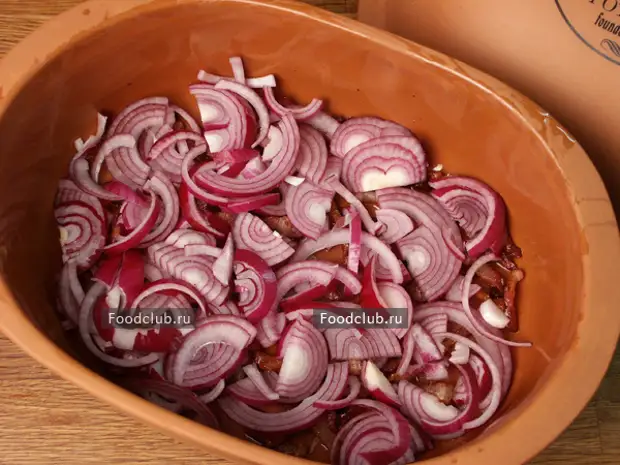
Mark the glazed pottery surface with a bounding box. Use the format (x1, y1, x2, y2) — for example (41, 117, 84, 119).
(0, 1, 618, 465)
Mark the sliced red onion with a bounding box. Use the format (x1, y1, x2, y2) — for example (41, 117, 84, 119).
(292, 229, 403, 284)
(166, 228, 216, 248)
(55, 201, 106, 269)
(395, 328, 415, 377)
(445, 275, 481, 302)
(180, 149, 231, 206)
(212, 234, 234, 285)
(320, 157, 343, 187)
(324, 175, 382, 234)
(224, 193, 280, 214)
(69, 157, 122, 202)
(348, 210, 362, 276)
(104, 192, 161, 255)
(93, 134, 151, 189)
(217, 362, 348, 433)
(325, 328, 402, 360)
(430, 176, 507, 258)
(376, 208, 414, 244)
(260, 125, 284, 163)
(342, 136, 427, 192)
(232, 213, 294, 266)
(410, 323, 443, 364)
(305, 111, 340, 139)
(228, 56, 246, 83)
(450, 342, 471, 365)
(420, 314, 449, 339)
(479, 298, 510, 329)
(243, 364, 279, 401)
(414, 301, 509, 399)
(130, 278, 209, 321)
(454, 354, 492, 406)
(227, 376, 275, 407)
(147, 131, 205, 183)
(79, 282, 159, 367)
(376, 188, 461, 243)
(263, 87, 323, 120)
(276, 319, 328, 399)
(462, 253, 531, 347)
(195, 113, 300, 196)
(343, 399, 411, 465)
(255, 310, 286, 348)
(330, 117, 412, 158)
(189, 85, 254, 151)
(284, 180, 333, 240)
(55, 179, 105, 221)
(140, 171, 180, 247)
(198, 379, 226, 404)
(360, 255, 387, 310)
(155, 249, 227, 306)
(178, 180, 227, 238)
(171, 316, 256, 386)
(377, 282, 413, 339)
(74, 112, 108, 151)
(173, 341, 246, 389)
(396, 226, 461, 301)
(362, 360, 400, 407)
(108, 97, 168, 135)
(214, 80, 269, 148)
(295, 125, 328, 183)
(58, 261, 83, 324)
(313, 376, 361, 410)
(435, 333, 502, 431)
(233, 249, 277, 323)
(422, 362, 450, 381)
(168, 104, 201, 133)
(276, 260, 345, 302)
(238, 157, 266, 180)
(280, 284, 332, 312)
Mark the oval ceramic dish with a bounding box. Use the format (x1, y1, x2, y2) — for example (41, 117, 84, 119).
(0, 1, 618, 464)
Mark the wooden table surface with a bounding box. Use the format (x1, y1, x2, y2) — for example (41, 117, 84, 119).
(0, 0, 618, 464)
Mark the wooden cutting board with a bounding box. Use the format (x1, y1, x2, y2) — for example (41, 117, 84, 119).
(0, 1, 618, 464)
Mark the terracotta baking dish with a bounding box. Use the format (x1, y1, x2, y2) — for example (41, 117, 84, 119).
(0, 1, 618, 464)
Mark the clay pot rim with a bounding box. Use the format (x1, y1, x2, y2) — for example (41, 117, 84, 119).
(0, 1, 617, 464)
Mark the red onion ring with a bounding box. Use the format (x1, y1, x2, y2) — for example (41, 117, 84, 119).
(263, 87, 323, 120)
(214, 80, 269, 148)
(313, 376, 361, 410)
(292, 229, 403, 284)
(284, 180, 333, 239)
(217, 362, 348, 433)
(342, 136, 427, 192)
(243, 364, 280, 401)
(232, 212, 294, 266)
(55, 201, 106, 268)
(462, 253, 531, 347)
(276, 319, 328, 399)
(194, 113, 300, 197)
(362, 360, 400, 407)
(396, 226, 462, 301)
(55, 179, 105, 221)
(330, 116, 412, 158)
(233, 249, 277, 323)
(430, 176, 507, 258)
(295, 125, 328, 183)
(376, 208, 414, 244)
